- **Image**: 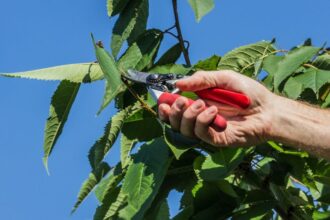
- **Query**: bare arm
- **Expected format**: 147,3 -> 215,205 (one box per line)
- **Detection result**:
270,95 -> 330,158
158,70 -> 330,159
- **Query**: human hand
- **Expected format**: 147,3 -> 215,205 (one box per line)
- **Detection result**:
158,70 -> 276,147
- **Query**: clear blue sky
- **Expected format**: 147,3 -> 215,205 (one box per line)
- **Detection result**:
0,0 -> 329,219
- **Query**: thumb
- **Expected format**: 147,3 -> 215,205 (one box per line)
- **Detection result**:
176,71 -> 218,91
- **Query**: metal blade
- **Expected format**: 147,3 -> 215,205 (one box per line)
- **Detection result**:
124,69 -> 149,84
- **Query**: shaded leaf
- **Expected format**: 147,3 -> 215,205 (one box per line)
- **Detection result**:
1,63 -> 103,83
313,53 -> 330,70
194,148 -> 245,181
194,55 -> 221,70
116,138 -> 171,219
92,36 -> 126,114
111,0 -> 149,57
188,0 -> 215,22
118,29 -> 163,71
163,124 -> 199,160
43,80 -> 80,172
88,109 -> 128,170
120,133 -> 137,168
122,117 -> 163,141
273,46 -> 320,90
155,43 -> 182,66
218,41 -> 275,76
107,0 -> 130,17
72,162 -> 110,213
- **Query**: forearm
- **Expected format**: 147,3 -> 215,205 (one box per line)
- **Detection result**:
269,95 -> 330,159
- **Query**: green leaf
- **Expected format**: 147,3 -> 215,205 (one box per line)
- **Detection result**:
163,124 -> 199,160
188,0 -> 215,22
1,63 -> 103,83
218,41 -> 276,76
95,163 -> 124,203
72,162 -> 110,213
92,37 -> 126,114
231,202 -> 275,220
43,80 -> 80,173
120,133 -> 137,168
172,206 -> 194,220
273,46 -> 320,90
122,117 -> 163,141
194,55 -> 221,70
194,148 -> 245,181
116,138 -> 171,219
284,68 -> 330,99
145,199 -> 170,220
313,211 -> 330,220
107,0 -> 130,17
88,109 -> 128,170
149,64 -> 192,75
111,0 -> 149,57
313,53 -> 330,70
262,55 -> 284,90
118,29 -> 163,71
155,43 -> 182,66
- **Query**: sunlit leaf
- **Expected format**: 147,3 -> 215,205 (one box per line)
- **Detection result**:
194,55 -> 221,71
284,68 -> 330,99
116,138 -> 171,219
88,109 -> 128,170
194,148 -> 245,181
72,162 -> 110,213
218,41 -> 276,76
273,46 -> 320,90
92,36 -> 126,114
188,0 -> 215,22
1,63 -> 103,83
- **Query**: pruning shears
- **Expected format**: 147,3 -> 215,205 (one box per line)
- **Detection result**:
124,69 -> 251,131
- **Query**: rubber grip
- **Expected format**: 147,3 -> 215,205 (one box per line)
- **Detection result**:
158,92 -> 227,131
195,88 -> 250,109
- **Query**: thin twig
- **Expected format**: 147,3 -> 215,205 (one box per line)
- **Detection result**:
164,24 -> 176,32
172,0 -> 191,66
164,30 -> 179,39
303,63 -> 318,70
121,78 -> 157,116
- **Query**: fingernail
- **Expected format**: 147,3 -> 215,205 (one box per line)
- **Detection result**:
176,98 -> 186,109
206,106 -> 217,114
193,100 -> 203,110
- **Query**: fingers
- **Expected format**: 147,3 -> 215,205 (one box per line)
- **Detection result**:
158,104 -> 171,122
180,99 -> 205,137
176,70 -> 248,93
176,71 -> 218,92
168,97 -> 189,131
194,106 -> 218,141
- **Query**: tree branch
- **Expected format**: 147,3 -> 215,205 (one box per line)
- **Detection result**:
172,0 -> 191,66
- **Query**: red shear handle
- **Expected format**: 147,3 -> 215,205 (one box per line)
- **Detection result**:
196,88 -> 250,109
158,92 -> 227,131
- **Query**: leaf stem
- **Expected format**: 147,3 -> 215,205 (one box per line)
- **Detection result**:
121,78 -> 157,116
172,0 -> 191,66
